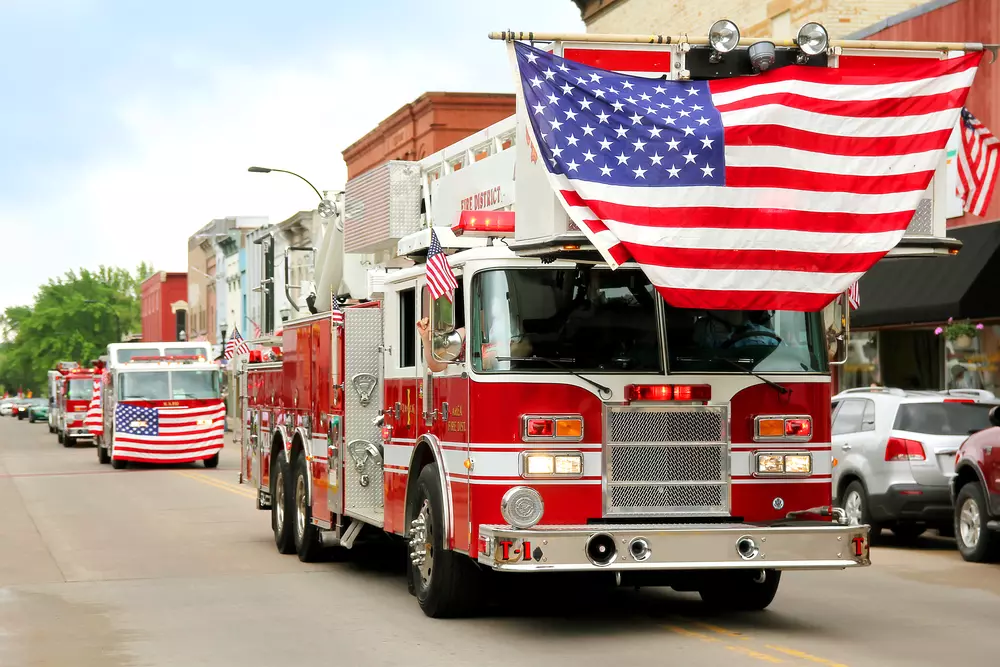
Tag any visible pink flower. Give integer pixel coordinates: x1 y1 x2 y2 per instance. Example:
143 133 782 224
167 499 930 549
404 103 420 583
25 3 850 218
948 317 954 323
977 323 985 330
934 327 944 335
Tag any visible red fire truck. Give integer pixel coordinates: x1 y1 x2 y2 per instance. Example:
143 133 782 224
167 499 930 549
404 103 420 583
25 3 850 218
57 366 96 447
47 361 79 434
234 25 987 617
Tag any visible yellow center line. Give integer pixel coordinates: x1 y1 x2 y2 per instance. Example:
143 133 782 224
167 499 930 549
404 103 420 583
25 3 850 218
694 621 751 640
177 471 256 499
766 645 849 667
666 626 784 663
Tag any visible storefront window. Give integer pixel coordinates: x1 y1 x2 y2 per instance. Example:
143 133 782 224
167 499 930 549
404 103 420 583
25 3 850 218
841 331 880 389
945 324 1000 392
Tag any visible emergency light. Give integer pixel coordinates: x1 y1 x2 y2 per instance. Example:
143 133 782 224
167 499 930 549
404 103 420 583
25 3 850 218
452 210 515 237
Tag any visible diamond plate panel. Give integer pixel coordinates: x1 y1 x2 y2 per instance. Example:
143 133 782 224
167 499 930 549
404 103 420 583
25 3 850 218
605 406 729 516
343 307 384 526
343 161 422 254
905 198 934 236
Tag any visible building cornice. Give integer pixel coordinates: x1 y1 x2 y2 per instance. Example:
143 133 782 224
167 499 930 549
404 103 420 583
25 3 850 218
572 0 627 23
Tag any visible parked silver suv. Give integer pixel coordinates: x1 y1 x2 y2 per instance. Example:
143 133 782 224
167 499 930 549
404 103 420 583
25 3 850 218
831 387 998 541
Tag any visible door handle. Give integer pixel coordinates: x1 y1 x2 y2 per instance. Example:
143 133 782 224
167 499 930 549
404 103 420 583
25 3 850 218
841 444 852 451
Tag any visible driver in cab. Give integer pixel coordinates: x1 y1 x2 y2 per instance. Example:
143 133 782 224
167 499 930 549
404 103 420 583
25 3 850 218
693 310 780 349
417 316 532 373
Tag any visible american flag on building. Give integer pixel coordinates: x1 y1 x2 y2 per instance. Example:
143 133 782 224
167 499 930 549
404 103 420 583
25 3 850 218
85 376 102 437
957 107 999 217
224 328 250 360
847 281 860 311
425 229 458 301
113 401 225 463
331 292 344 325
510 42 981 311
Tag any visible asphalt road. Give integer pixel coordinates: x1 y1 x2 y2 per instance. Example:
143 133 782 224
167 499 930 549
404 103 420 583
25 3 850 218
2 416 999 667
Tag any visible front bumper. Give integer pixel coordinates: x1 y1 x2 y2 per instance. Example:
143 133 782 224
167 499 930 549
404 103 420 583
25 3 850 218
477 521 871 572
67 427 94 440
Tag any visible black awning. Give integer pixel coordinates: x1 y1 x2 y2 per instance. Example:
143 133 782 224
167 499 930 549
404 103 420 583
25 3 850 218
853 221 1000 328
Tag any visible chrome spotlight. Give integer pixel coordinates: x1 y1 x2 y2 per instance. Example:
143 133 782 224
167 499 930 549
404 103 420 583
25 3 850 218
708 19 740 63
796 22 829 63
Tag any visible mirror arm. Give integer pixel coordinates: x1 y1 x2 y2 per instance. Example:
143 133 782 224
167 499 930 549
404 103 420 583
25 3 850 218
829 294 851 367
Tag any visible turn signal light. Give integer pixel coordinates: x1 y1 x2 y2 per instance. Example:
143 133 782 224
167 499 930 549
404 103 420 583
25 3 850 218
526 418 554 437
625 384 711 403
523 416 584 441
755 416 813 441
886 437 925 461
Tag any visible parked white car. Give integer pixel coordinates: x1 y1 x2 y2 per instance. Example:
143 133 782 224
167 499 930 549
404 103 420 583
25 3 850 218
0 401 15 416
831 387 999 541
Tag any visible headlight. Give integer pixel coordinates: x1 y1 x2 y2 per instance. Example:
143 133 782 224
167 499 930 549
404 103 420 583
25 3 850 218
520 451 584 478
755 452 813 476
500 486 545 529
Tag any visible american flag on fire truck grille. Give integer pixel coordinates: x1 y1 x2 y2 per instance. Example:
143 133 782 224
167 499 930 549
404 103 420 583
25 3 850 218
85 377 102 437
426 229 458 301
956 107 999 217
113 401 225 461
224 328 250 360
511 42 982 311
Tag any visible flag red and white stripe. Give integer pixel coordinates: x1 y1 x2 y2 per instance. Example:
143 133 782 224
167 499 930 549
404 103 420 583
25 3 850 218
426 229 458 301
957 107 999 217
113 401 225 463
513 44 982 311
85 377 102 437
847 281 860 310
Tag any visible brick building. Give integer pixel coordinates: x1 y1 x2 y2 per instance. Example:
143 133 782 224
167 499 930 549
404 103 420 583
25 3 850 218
571 0 931 39
342 92 515 179
140 271 188 343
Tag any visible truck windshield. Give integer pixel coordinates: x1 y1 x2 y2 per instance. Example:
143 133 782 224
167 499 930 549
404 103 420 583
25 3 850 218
663 306 828 373
471 267 661 373
117 348 158 363
118 371 220 401
470 267 827 374
66 379 93 400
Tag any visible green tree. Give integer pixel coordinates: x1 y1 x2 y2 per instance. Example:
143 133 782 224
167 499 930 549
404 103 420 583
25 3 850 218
0 263 153 395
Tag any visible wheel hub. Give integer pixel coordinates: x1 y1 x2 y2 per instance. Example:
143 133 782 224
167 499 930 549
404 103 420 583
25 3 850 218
275 470 285 530
959 497 981 548
408 500 433 587
844 490 863 526
295 474 307 539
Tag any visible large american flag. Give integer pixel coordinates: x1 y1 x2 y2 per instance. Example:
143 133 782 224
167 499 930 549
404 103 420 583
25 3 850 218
426 229 458 301
113 401 225 463
85 376 102 437
957 107 998 217
224 328 250 360
512 42 981 311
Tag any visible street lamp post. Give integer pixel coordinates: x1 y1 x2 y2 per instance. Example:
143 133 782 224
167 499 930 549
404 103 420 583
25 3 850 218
247 166 338 219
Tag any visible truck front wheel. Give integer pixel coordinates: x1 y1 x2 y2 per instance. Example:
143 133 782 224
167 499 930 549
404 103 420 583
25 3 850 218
698 569 781 611
96 438 110 464
407 463 482 618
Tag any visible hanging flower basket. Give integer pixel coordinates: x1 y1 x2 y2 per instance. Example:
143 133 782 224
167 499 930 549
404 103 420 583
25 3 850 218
934 318 984 345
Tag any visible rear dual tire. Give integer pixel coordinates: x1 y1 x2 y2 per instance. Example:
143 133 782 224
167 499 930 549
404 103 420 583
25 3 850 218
292 454 324 563
272 455 295 555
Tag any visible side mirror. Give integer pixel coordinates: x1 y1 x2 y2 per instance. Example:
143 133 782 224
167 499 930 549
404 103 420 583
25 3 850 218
989 405 1000 428
432 330 463 362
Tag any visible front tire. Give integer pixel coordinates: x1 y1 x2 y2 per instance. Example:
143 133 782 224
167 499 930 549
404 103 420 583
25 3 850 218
203 454 220 469
407 464 482 618
97 438 111 465
271 455 295 554
63 435 74 448
699 569 782 611
292 453 323 562
57 430 64 444
955 482 1000 563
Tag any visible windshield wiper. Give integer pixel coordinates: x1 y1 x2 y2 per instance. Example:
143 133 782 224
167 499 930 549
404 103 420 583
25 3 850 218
720 358 790 395
498 356 613 399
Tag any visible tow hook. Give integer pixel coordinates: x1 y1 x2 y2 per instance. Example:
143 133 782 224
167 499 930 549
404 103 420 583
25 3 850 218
786 505 848 525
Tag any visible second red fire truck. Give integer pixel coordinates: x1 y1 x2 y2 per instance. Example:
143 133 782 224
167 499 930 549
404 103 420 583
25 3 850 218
232 24 986 617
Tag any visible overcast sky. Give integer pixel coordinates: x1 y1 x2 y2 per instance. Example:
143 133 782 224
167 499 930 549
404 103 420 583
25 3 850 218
0 0 582 313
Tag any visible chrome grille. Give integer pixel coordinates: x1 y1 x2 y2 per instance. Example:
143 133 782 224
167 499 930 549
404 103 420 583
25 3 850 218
605 406 729 516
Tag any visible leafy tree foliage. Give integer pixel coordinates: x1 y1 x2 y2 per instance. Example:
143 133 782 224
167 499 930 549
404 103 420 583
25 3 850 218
0 263 153 395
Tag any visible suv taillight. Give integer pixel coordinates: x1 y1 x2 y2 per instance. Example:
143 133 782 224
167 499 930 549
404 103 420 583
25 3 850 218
885 437 925 461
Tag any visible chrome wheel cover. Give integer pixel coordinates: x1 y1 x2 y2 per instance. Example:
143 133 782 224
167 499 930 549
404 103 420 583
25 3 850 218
959 497 981 549
844 490 863 526
295 474 307 540
275 469 286 531
408 499 434 589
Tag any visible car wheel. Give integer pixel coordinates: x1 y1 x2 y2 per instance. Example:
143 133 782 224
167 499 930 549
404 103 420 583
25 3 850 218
841 480 881 536
955 482 1000 563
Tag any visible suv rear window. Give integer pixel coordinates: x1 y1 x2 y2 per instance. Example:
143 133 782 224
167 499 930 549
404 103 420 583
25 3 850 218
893 402 997 436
